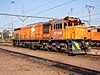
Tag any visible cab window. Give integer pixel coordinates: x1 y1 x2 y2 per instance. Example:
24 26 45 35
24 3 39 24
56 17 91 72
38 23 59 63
68 22 72 26
64 22 67 29
97 28 100 32
74 23 78 26
54 23 62 29
54 24 56 29
58 23 62 29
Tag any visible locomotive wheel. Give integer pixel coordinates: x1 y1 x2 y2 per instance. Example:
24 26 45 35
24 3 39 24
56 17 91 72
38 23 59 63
31 45 36 50
63 44 68 53
28 44 31 50
52 47 58 52
44 46 49 51
43 43 50 51
96 42 100 47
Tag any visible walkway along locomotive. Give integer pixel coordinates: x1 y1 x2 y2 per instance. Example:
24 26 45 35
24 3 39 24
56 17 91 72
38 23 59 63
13 17 91 55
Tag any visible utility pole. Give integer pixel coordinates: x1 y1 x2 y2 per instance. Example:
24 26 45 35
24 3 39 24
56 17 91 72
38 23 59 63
17 0 28 24
68 11 70 17
11 1 14 38
22 0 24 25
68 8 73 17
86 5 94 26
70 8 73 16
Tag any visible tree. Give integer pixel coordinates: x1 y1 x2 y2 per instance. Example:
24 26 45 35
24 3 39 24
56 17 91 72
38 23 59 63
2 30 10 42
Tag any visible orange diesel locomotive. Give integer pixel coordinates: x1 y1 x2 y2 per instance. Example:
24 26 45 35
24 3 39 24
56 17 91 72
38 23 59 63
88 26 100 47
13 17 90 55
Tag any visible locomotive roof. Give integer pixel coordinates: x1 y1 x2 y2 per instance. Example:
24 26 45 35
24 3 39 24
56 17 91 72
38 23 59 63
27 22 44 26
54 19 65 24
14 28 21 31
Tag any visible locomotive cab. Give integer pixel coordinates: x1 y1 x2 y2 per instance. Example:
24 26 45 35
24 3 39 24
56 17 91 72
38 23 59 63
64 17 82 26
52 17 88 39
52 17 90 54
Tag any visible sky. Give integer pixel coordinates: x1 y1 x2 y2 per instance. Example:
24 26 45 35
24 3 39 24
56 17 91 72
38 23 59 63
0 0 100 32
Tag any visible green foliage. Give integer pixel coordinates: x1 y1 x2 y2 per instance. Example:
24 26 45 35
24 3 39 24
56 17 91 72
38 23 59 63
3 30 10 41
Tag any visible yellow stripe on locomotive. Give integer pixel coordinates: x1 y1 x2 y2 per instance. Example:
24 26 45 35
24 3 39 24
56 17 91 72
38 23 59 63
72 41 81 51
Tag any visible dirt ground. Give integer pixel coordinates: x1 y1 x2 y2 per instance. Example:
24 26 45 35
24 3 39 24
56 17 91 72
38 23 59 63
0 51 69 75
0 44 100 72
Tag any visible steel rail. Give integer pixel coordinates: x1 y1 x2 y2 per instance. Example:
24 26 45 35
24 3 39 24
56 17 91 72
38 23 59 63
0 48 100 75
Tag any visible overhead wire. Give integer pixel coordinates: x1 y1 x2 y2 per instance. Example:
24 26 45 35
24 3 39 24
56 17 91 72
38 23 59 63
3 0 58 27
3 0 77 27
0 13 58 19
74 7 100 17
24 0 57 14
80 12 100 18
33 0 77 15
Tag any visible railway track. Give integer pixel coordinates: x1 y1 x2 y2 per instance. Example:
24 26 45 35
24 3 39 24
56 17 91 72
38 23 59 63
0 48 100 75
92 47 100 50
1 43 100 49
0 43 100 57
